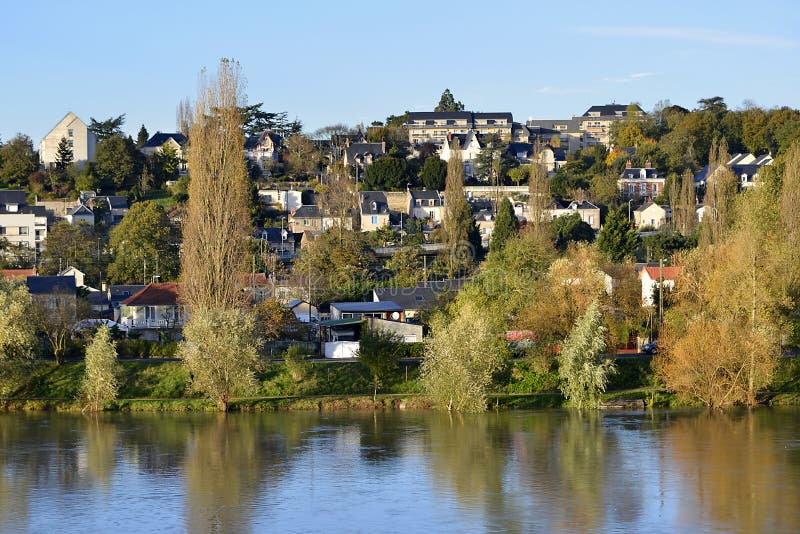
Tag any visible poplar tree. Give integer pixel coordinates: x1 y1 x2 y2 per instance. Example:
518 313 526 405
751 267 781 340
178 59 260 411
441 148 477 275
527 158 551 238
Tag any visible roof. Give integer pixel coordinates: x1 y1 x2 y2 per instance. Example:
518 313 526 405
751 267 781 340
0 190 27 205
318 318 364 327
346 142 385 163
374 286 438 310
67 204 93 216
120 283 179 306
566 200 599 210
620 168 661 180
416 279 468 292
291 205 321 219
255 227 293 242
244 131 281 150
330 301 404 313
410 190 442 201
26 275 76 294
634 201 668 213
109 285 146 302
141 132 187 149
408 112 473 121
642 266 681 281
2 268 35 279
360 191 389 215
582 104 643 117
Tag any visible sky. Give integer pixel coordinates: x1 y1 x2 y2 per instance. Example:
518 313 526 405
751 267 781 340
1 0 799 144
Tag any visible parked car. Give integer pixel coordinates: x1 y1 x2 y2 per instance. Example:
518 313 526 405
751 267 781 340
641 341 658 354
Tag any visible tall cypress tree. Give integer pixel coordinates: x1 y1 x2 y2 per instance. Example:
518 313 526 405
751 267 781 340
136 125 149 148
596 207 639 262
490 197 517 252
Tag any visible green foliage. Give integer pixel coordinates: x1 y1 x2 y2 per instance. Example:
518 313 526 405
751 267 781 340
179 307 263 411
54 137 74 171
358 327 401 399
384 245 423 286
641 231 695 262
421 302 508 412
596 207 639 262
89 115 126 141
136 125 149 148
107 201 180 283
80 326 119 411
0 279 36 360
239 102 302 137
419 155 447 191
474 134 516 184
557 301 616 409
39 221 105 285
153 143 181 185
362 156 416 191
434 89 464 112
94 134 141 191
284 344 310 382
552 212 595 250
490 197 518 252
0 134 37 187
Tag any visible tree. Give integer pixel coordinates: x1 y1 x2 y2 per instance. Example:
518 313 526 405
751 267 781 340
240 103 302 138
527 160 552 238
385 245 423 286
253 297 298 341
108 202 180 284
176 97 192 136
179 308 262 412
80 326 119 412
358 327 401 401
284 134 320 178
552 213 595 250
421 301 507 412
673 169 698 237
442 149 479 275
317 164 357 240
590 170 621 207
0 279 36 360
32 290 77 365
89 115 126 141
136 125 149 148
474 134 515 187
419 155 447 191
434 89 465 112
40 221 105 285
54 137 74 171
0 134 37 187
94 134 140 190
181 59 251 311
362 156 414 191
596 207 639 262
490 197 517 252
557 301 616 409
153 142 181 185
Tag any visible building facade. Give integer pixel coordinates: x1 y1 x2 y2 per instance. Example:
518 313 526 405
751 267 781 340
39 112 96 169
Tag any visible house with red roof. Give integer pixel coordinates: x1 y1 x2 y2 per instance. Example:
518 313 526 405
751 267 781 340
118 283 183 340
640 265 681 306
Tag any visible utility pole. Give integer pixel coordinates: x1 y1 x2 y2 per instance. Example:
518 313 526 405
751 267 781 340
658 257 664 327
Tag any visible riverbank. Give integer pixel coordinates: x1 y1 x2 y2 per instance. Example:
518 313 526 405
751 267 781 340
1 357 798 412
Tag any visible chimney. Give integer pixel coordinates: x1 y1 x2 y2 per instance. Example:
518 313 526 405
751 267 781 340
381 141 386 154
645 160 652 169
345 138 350 148
625 160 632 169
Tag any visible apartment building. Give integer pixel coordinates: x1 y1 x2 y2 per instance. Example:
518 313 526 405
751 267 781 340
39 112 96 169
0 190 48 252
406 112 513 144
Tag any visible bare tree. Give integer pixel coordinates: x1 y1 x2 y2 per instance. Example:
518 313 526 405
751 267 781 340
180 59 251 311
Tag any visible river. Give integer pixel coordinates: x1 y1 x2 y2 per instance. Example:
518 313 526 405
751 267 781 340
1 409 799 533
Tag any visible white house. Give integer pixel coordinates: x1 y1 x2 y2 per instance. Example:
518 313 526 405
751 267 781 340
359 191 390 232
65 204 95 226
118 283 184 340
440 130 482 179
39 112 96 169
0 190 48 252
640 265 681 306
258 189 303 211
634 202 671 229
139 132 188 174
409 190 445 223
546 200 601 230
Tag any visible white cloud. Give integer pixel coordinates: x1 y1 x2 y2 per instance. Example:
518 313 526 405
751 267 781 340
603 72 658 83
573 26 799 49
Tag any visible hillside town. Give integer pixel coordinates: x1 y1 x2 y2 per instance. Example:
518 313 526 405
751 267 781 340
2 83 799 411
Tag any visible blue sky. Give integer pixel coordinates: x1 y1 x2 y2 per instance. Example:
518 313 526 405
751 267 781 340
2 0 798 143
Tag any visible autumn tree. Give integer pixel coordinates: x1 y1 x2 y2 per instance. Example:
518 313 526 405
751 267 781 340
40 221 106 285
284 134 319 178
358 327 401 401
673 169 698 237
80 326 119 412
527 159 552 238
421 301 507 412
0 279 36 360
557 301 616 409
441 148 479 275
253 297 299 341
178 59 261 411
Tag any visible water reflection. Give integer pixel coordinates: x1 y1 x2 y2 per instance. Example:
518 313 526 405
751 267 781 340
0 409 798 533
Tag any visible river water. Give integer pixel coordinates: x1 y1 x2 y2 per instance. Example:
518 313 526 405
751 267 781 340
1 408 799 533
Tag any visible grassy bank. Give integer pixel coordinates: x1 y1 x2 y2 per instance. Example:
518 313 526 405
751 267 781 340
1 357 797 412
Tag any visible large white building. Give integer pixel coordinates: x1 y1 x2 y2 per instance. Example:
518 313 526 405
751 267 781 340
39 112 96 169
0 190 48 252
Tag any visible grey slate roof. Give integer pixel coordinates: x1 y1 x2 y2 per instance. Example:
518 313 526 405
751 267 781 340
255 227 293 243
374 286 438 311
0 190 27 205
360 191 389 215
244 131 281 150
345 142 385 163
141 132 187 149
109 285 146 306
582 104 643 117
26 275 76 294
410 190 443 204
330 301 404 313
292 205 321 218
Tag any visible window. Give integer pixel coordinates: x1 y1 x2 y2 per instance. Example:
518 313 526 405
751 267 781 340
68 129 74 137
628 184 634 194
68 140 74 148
371 215 378 224
588 215 594 226
18 226 28 235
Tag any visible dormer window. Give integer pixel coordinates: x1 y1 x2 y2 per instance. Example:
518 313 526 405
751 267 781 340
68 129 74 137
640 169 647 179
5 204 19 213
371 201 377 211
